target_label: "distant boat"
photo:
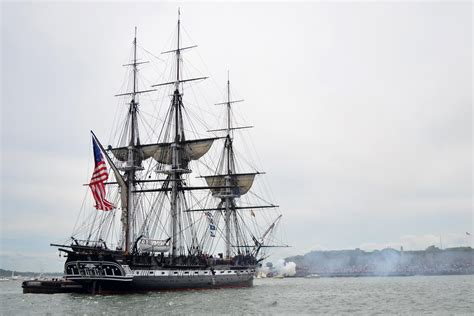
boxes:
[35,273,45,280]
[305,274,320,279]
[11,271,18,280]
[0,277,9,282]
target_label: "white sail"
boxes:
[109,138,215,165]
[108,146,144,162]
[204,173,257,197]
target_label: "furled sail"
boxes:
[204,173,257,197]
[109,138,216,165]
[143,138,215,164]
[108,146,144,162]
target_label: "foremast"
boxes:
[85,29,143,254]
[109,27,154,254]
[123,27,141,254]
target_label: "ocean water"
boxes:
[1,275,473,315]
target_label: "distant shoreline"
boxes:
[295,271,474,278]
[0,269,62,277]
[282,246,474,279]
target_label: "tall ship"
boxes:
[51,12,285,293]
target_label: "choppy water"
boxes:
[1,275,473,315]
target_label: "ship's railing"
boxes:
[71,238,108,249]
[138,238,170,253]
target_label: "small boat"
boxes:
[22,279,84,294]
[11,271,18,280]
[305,274,320,279]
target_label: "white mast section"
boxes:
[224,73,232,259]
[122,27,141,253]
[170,9,182,259]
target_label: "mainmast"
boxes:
[170,10,183,259]
[147,10,208,260]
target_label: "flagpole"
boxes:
[90,131,126,188]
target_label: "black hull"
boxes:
[76,275,253,294]
[64,259,256,294]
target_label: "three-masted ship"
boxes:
[51,12,284,294]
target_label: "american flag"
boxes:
[89,137,114,211]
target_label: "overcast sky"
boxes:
[1,1,472,272]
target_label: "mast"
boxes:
[124,27,139,253]
[148,9,208,260]
[211,74,250,259]
[170,10,182,259]
[224,74,232,258]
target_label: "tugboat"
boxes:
[50,11,286,294]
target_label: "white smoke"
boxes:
[256,265,270,278]
[274,259,297,277]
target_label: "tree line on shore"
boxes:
[284,246,473,277]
